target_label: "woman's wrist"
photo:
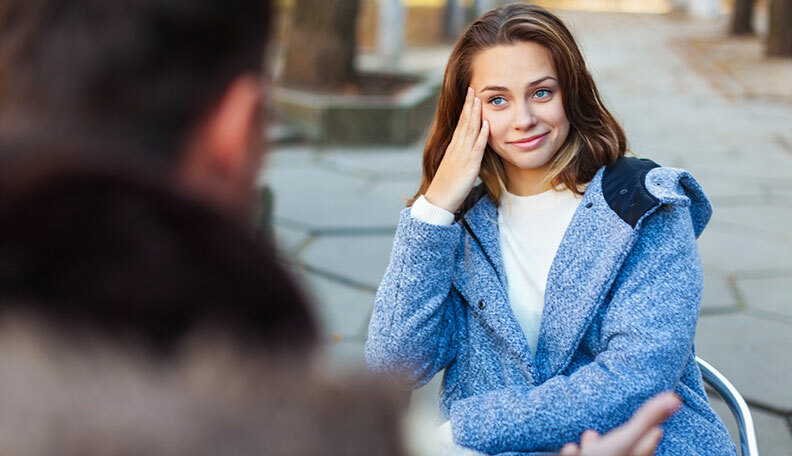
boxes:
[411,195,455,226]
[424,186,463,213]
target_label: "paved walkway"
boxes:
[263,10,792,455]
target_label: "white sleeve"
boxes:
[410,195,455,226]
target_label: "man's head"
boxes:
[0,0,270,215]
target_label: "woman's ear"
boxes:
[178,74,263,216]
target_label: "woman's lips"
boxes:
[508,132,549,151]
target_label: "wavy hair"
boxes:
[410,2,627,206]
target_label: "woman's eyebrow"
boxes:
[480,85,509,93]
[527,76,556,87]
[479,76,557,94]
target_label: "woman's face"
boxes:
[470,41,570,191]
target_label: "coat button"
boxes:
[478,300,486,310]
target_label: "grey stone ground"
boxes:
[263,11,792,455]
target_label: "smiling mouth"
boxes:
[508,132,549,150]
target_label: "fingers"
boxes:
[621,392,681,438]
[580,429,600,448]
[465,94,482,149]
[594,393,679,456]
[632,427,663,456]
[451,87,474,148]
[559,443,580,456]
[471,120,489,161]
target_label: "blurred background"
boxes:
[261,1,791,454]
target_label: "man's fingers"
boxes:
[580,429,600,448]
[559,443,580,455]
[632,427,663,456]
[597,393,678,455]
[622,392,681,437]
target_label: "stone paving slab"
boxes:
[264,167,403,230]
[701,269,739,312]
[777,187,792,199]
[691,170,772,203]
[710,204,792,241]
[695,313,792,412]
[273,224,312,256]
[709,396,792,456]
[688,150,792,182]
[563,13,719,97]
[737,276,792,319]
[316,147,424,181]
[698,228,792,273]
[260,145,318,170]
[298,235,396,289]
[302,272,375,342]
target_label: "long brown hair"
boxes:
[411,2,627,207]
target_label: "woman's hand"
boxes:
[559,392,681,456]
[425,87,490,213]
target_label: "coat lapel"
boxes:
[533,169,637,381]
[461,196,506,286]
[453,196,538,374]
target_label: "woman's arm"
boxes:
[365,208,463,388]
[448,202,702,453]
[366,88,489,387]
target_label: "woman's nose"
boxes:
[513,102,538,130]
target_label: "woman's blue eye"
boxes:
[534,89,552,99]
[490,96,506,106]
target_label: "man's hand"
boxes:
[559,392,682,456]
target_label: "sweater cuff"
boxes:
[410,195,455,226]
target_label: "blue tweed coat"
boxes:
[365,158,736,455]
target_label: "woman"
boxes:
[365,3,736,455]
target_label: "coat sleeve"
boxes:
[365,207,463,388]
[448,202,703,453]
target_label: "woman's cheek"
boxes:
[484,113,505,144]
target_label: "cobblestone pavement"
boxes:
[263,11,792,455]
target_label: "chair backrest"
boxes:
[696,356,760,456]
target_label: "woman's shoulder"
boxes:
[598,156,712,237]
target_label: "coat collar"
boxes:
[455,167,653,382]
[533,168,640,380]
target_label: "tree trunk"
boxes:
[281,0,360,89]
[730,0,754,35]
[443,0,465,40]
[767,0,792,57]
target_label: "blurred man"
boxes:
[0,0,316,352]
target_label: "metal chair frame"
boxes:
[696,356,760,456]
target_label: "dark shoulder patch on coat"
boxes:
[454,184,487,221]
[603,157,661,228]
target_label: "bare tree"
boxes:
[767,0,792,57]
[730,0,754,35]
[280,0,360,89]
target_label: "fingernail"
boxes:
[483,120,489,128]
[474,97,480,106]
[467,87,473,97]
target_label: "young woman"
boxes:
[365,3,736,455]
